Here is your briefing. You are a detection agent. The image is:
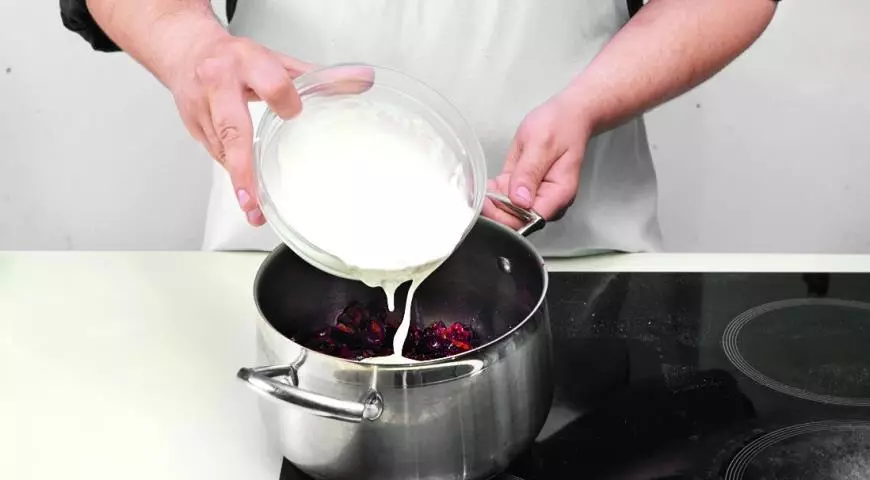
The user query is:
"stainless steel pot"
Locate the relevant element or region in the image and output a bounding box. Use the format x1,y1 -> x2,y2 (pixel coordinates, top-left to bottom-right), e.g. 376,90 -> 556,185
238,194 -> 553,480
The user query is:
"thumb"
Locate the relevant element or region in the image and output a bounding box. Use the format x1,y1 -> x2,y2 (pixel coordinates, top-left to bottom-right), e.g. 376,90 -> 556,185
275,52 -> 315,77
508,142 -> 552,210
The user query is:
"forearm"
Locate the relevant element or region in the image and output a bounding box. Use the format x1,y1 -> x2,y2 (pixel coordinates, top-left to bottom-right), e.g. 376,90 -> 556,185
566,0 -> 777,134
85,0 -> 229,87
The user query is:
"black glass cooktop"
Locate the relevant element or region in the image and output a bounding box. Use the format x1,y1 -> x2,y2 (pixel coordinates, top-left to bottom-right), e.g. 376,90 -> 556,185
280,272 -> 870,480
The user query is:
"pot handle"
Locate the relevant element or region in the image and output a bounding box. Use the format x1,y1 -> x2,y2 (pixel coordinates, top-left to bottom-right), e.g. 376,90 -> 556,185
237,365 -> 384,423
485,191 -> 546,237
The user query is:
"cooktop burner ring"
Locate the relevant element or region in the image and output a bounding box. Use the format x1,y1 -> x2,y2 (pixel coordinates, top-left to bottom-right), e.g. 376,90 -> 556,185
722,297 -> 870,407
723,420 -> 870,480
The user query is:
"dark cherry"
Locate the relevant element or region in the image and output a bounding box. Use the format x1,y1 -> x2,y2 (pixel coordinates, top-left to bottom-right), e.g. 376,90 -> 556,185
293,302 -> 480,361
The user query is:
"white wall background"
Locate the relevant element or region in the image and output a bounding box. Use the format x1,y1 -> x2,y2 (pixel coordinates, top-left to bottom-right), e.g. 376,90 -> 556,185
0,0 -> 868,252
647,0 -> 870,253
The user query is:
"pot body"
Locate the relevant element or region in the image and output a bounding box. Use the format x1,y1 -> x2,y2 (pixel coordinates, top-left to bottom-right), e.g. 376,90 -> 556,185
245,218 -> 553,480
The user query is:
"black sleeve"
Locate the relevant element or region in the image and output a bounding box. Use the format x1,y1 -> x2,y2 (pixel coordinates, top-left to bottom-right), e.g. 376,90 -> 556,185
627,0 -> 644,18
627,0 -> 780,18
59,0 -> 121,52
227,0 -> 238,22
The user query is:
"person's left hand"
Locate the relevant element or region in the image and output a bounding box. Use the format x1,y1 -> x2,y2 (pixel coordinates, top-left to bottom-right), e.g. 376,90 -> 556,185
483,91 -> 595,230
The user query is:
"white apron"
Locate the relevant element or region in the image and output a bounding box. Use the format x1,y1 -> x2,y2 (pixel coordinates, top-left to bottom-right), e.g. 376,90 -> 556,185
202,0 -> 663,256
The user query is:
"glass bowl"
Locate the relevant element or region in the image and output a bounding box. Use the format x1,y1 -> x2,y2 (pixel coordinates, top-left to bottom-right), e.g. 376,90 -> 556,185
254,63 -> 488,281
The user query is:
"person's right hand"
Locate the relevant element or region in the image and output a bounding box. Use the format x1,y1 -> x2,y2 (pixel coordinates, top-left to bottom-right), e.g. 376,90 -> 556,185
167,33 -> 313,226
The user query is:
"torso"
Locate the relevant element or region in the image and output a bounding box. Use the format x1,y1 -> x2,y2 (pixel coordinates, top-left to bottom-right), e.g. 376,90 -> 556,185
202,0 -> 663,256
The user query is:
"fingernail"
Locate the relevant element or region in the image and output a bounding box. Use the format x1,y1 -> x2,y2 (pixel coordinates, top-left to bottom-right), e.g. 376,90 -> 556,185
515,186 -> 532,205
246,207 -> 264,225
237,189 -> 251,209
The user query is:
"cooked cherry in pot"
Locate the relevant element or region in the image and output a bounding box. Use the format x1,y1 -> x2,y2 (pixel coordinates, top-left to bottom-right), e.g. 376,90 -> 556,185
292,301 -> 481,361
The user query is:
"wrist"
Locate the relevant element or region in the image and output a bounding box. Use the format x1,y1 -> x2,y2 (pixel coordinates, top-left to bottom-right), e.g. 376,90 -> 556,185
554,82 -> 600,139
561,74 -> 615,137
150,12 -> 231,89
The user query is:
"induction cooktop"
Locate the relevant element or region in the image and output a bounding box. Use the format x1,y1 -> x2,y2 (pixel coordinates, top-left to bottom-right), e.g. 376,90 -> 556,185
279,271 -> 870,479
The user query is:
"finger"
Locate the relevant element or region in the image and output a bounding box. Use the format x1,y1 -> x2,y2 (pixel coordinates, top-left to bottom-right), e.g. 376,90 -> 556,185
531,152 -> 581,221
531,183 -> 576,222
247,207 -> 266,226
480,179 -> 502,220
494,174 -> 511,195
180,112 -> 222,161
481,139 -> 520,226
199,133 -> 220,162
208,80 -> 260,221
508,141 -> 558,210
199,103 -> 223,161
501,136 -> 522,174
244,53 -> 302,119
275,53 -> 315,77
481,177 -> 525,230
182,118 -> 208,151
482,199 -> 525,230
178,104 -> 209,147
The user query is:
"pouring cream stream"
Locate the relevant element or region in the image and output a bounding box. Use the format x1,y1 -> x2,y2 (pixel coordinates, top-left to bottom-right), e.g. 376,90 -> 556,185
275,96 -> 475,363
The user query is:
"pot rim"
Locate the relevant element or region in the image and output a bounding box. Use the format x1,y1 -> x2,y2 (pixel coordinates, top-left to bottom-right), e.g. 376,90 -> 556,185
252,216 -> 550,370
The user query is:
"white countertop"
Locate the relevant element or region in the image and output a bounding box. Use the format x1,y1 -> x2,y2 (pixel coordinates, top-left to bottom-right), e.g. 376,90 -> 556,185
3,251 -> 870,480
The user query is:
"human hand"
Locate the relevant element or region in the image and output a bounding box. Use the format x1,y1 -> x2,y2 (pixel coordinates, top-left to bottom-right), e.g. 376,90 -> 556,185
166,32 -> 312,226
167,32 -> 373,226
483,91 -> 595,230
